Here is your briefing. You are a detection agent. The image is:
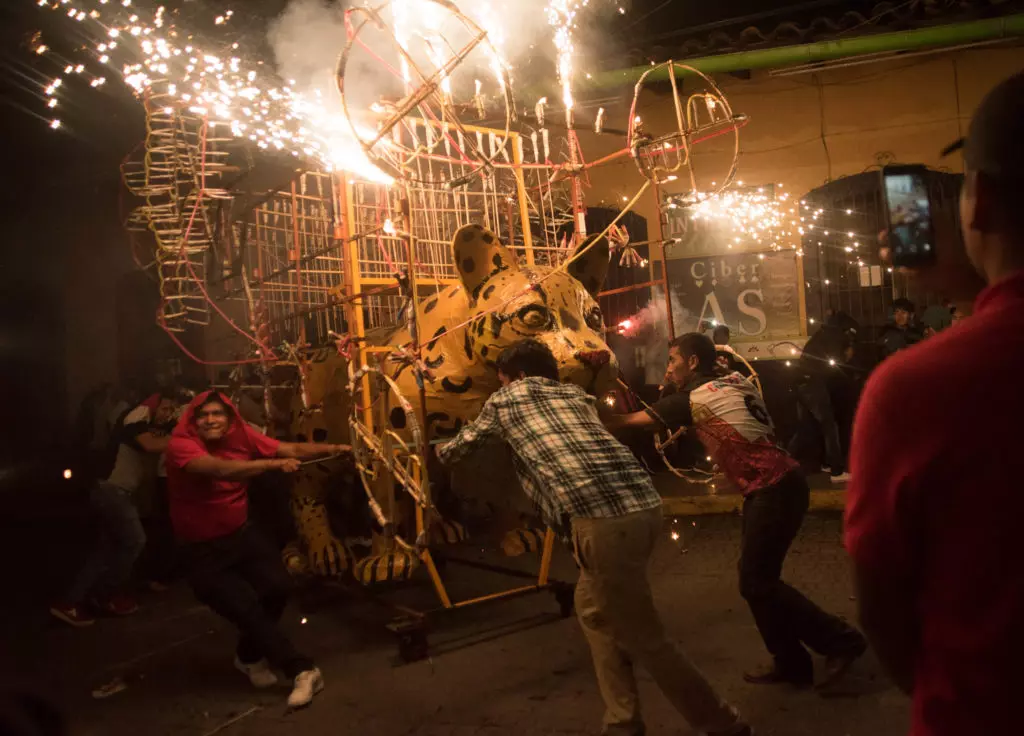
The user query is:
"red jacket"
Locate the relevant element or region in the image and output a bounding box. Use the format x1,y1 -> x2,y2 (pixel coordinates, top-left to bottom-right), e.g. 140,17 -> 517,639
165,391 -> 280,542
846,271 -> 1024,736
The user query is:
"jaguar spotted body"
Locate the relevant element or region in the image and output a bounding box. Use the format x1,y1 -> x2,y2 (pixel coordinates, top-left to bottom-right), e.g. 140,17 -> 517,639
284,224 -> 618,579
382,223 -> 618,435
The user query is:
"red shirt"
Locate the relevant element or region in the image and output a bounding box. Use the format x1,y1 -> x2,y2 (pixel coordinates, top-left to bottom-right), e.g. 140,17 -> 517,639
166,392 -> 280,542
845,271 -> 1024,736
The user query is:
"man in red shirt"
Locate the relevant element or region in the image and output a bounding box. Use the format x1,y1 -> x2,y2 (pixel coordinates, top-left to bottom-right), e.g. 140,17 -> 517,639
166,391 -> 349,709
608,333 -> 865,688
845,70 -> 1024,735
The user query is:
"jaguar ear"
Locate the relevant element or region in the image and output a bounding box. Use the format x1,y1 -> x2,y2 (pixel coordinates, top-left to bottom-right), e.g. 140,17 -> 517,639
452,224 -> 518,300
566,234 -> 610,297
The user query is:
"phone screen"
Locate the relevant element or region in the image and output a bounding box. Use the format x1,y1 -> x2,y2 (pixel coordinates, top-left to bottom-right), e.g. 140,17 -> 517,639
884,170 -> 935,266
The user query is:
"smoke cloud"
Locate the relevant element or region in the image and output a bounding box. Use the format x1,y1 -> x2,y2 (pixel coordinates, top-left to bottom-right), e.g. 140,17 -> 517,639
265,0 -> 628,123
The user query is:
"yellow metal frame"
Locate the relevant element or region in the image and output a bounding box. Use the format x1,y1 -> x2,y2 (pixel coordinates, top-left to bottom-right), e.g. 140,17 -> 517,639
336,121 -> 562,613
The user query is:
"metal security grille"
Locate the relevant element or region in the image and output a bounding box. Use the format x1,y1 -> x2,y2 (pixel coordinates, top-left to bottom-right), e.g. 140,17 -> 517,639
800,169 -> 963,338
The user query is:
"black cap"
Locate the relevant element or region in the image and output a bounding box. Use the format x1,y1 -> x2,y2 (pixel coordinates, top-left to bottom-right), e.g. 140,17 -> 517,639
941,70 -> 1024,177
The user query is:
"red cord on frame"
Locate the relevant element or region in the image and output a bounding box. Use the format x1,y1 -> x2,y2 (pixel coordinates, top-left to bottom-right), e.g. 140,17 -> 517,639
171,117 -> 279,360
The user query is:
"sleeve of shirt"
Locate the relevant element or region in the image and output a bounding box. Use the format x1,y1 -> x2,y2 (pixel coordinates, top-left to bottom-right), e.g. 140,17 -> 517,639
436,397 -> 502,466
647,391 -> 693,431
844,363 -> 924,576
165,436 -> 208,471
243,423 -> 281,458
118,420 -> 152,452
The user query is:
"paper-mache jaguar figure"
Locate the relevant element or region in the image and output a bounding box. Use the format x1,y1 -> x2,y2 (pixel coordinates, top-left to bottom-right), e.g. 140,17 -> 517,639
282,223 -> 618,583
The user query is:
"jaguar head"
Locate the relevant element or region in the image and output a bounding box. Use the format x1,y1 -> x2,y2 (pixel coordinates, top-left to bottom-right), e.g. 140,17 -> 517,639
453,224 -> 618,396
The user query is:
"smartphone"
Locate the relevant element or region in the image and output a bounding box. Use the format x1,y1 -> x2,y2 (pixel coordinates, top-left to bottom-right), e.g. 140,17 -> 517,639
881,165 -> 937,268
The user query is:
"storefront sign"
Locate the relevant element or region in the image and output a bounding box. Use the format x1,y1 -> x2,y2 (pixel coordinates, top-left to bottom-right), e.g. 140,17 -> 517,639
665,250 -> 803,339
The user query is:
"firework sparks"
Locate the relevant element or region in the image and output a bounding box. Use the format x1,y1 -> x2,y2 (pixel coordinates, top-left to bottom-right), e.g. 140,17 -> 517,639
33,0 -> 390,182
545,0 -> 587,121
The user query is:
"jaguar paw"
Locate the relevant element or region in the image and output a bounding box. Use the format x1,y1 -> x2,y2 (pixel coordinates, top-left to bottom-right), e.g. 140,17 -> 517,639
429,518 -> 467,545
500,528 -> 546,557
307,533 -> 351,577
355,549 -> 419,585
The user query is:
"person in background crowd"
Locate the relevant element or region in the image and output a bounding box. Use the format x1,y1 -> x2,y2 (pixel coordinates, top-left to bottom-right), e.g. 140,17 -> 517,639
920,298 -> 956,337
787,314 -> 856,483
846,70 -> 1023,736
73,383 -> 115,480
142,395 -> 189,592
166,391 -> 350,709
50,391 -> 178,627
608,333 -> 866,690
711,324 -> 742,375
878,298 -> 922,357
438,339 -> 751,736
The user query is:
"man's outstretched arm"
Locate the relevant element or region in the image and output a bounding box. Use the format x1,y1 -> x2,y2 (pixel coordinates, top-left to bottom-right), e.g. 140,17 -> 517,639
277,441 -> 352,459
435,399 -> 501,467
604,391 -> 692,436
603,410 -> 658,435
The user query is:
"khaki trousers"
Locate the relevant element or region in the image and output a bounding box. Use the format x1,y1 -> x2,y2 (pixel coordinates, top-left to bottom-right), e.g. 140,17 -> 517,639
573,507 -> 738,736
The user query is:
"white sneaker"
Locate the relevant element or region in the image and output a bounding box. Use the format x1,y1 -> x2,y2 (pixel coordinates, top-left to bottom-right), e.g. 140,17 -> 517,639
830,472 -> 851,484
234,657 -> 278,688
287,667 -> 324,708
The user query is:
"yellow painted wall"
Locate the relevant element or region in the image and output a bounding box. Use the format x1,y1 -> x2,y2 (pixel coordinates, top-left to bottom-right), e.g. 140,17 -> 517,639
578,47 -> 1024,239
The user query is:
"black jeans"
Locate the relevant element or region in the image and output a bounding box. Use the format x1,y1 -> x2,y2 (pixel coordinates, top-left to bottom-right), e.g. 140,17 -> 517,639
139,478 -> 178,584
739,472 -> 862,677
787,379 -> 845,474
181,523 -> 313,679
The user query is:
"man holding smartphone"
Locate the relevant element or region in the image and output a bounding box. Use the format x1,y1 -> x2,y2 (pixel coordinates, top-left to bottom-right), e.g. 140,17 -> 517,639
846,70 -> 1024,735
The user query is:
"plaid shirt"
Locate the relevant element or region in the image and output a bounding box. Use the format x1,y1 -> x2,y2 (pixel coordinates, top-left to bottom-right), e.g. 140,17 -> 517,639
437,377 -> 661,532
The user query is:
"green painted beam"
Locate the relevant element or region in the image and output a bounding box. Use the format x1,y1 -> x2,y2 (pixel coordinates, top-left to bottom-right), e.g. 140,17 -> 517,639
585,14 -> 1024,91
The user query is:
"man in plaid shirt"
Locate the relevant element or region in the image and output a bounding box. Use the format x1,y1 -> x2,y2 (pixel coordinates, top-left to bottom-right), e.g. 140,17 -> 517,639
437,340 -> 750,736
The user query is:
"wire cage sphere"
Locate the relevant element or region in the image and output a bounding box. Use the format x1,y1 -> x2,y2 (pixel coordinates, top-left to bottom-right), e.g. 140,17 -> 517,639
336,0 -> 515,187
627,61 -> 747,195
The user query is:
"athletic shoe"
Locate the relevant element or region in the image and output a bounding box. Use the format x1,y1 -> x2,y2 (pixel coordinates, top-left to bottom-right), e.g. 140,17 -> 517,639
234,657 -> 279,689
94,594 -> 140,616
743,663 -> 813,688
818,637 -> 868,689
49,603 -> 96,628
287,667 -> 324,708
829,472 -> 851,484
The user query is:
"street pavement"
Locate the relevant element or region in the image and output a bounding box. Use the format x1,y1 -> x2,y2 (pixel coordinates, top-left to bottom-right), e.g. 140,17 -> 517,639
3,512 -> 910,736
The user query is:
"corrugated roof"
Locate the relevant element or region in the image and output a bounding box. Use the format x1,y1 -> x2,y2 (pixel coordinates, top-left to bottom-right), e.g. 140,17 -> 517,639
620,0 -> 1022,65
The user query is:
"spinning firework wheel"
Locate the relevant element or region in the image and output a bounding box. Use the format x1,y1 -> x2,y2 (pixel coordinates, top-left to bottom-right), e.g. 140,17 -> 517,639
628,61 -> 747,194
336,0 -> 515,186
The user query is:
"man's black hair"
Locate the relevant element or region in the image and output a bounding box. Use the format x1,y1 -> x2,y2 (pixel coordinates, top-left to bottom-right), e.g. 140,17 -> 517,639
669,332 -> 718,373
893,298 -> 915,313
496,340 -> 560,381
711,324 -> 730,345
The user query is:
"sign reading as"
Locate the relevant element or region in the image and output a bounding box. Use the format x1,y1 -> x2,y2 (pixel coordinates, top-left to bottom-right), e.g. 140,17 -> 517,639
666,251 -> 802,339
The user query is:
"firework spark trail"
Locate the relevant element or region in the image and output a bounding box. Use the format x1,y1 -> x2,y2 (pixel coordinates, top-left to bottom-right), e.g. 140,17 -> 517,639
34,0 -> 623,183
34,0 -> 392,181
544,0 -> 588,124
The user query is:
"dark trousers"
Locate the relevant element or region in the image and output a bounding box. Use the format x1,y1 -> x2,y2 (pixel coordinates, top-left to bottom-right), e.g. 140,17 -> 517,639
787,379 -> 845,474
66,483 -> 146,604
181,523 -> 312,679
739,472 -> 862,677
139,478 -> 178,584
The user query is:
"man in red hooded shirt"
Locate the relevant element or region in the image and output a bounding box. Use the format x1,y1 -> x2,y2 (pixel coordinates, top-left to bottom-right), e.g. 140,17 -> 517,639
166,391 -> 349,709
